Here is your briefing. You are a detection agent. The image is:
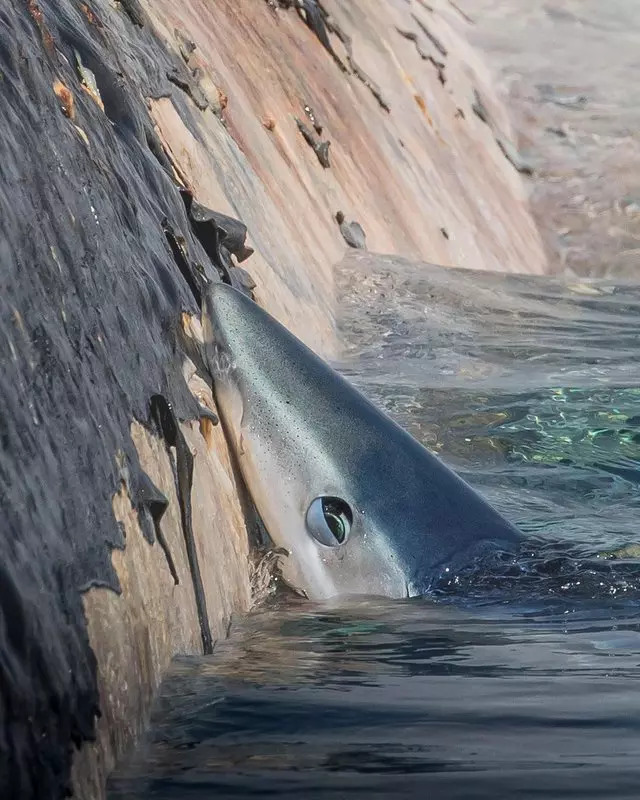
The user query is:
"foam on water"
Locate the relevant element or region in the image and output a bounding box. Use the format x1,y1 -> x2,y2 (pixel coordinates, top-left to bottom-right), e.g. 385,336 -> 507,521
459,0 -> 640,277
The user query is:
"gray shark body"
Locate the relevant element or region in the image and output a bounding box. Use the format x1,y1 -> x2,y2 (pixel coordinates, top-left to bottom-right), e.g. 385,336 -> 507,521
203,284 -> 522,600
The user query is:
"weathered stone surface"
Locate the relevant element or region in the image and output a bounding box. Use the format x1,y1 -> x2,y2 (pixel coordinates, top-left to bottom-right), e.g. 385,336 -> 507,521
72,411 -> 251,800
144,0 -> 547,301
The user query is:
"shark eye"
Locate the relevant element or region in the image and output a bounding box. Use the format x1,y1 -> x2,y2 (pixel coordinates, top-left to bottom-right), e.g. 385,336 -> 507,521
306,496 -> 353,546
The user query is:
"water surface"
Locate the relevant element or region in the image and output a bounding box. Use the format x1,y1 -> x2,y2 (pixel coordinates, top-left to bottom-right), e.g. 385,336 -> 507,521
458,0 -> 640,278
110,254 -> 640,798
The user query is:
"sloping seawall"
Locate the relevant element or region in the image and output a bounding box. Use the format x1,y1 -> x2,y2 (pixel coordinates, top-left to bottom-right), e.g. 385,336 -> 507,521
0,1 -> 546,798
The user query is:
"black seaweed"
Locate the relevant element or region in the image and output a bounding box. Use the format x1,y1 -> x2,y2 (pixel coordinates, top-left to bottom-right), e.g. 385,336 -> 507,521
149,395 -> 213,655
295,116 -> 331,168
183,192 -> 257,298
134,469 -> 179,584
0,1 -> 250,796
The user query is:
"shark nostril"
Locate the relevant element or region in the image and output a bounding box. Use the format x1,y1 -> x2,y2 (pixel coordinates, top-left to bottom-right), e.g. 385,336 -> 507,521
306,496 -> 353,547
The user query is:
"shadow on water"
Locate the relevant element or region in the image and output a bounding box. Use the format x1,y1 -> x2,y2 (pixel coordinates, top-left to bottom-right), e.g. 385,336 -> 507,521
110,254 -> 640,799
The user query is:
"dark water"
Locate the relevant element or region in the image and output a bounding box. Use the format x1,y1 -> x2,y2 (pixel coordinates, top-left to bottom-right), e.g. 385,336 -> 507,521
110,254 -> 640,798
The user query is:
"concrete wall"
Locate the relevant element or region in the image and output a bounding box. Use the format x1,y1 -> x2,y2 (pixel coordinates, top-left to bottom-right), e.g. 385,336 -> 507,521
145,0 -> 547,353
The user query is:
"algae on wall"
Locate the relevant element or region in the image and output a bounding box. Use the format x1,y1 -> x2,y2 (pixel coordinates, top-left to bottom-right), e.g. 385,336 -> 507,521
0,2 -> 253,797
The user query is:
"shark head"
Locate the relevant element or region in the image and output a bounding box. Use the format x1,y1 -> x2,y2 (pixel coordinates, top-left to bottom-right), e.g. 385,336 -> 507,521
202,284 -> 522,600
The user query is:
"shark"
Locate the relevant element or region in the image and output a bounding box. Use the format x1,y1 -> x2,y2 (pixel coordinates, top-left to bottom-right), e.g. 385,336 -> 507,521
202,283 -> 522,600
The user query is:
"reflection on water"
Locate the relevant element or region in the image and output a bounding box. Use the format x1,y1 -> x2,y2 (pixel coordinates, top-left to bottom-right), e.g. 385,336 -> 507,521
110,254 -> 640,798
110,602 -> 640,799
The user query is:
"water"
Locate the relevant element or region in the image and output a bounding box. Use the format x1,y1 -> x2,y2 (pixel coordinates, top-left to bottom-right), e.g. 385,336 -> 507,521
457,0 -> 640,278
110,253 -> 640,798
110,600 -> 640,799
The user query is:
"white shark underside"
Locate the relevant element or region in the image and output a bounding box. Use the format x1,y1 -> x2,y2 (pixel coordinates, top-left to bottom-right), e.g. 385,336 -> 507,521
203,284 -> 522,600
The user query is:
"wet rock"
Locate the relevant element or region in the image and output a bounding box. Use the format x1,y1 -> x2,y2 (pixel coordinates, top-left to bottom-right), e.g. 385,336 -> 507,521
335,211 -> 367,249
181,192 -> 255,287
175,28 -> 197,63
472,88 -> 491,125
297,0 -> 334,55
185,55 -> 228,120
229,266 -> 258,298
74,125 -> 91,146
429,55 -> 446,86
162,219 -> 204,308
447,0 -> 475,24
133,470 -> 178,584
187,198 -> 254,263
348,58 -> 390,112
74,49 -> 104,110
167,68 -> 209,111
55,10 -> 146,144
79,2 -> 105,29
145,125 -> 176,176
232,266 -> 257,291
26,0 -> 55,53
118,0 -> 147,27
304,103 -> 323,135
496,137 -> 534,176
53,78 -> 75,119
0,2 -> 262,791
150,394 -> 213,655
396,27 -> 430,60
215,86 -> 229,115
412,14 -> 448,57
295,117 -> 331,168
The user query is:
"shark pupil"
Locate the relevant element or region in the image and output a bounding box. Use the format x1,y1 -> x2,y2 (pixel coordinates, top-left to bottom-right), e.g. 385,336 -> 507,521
324,511 -> 346,542
306,496 -> 353,546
